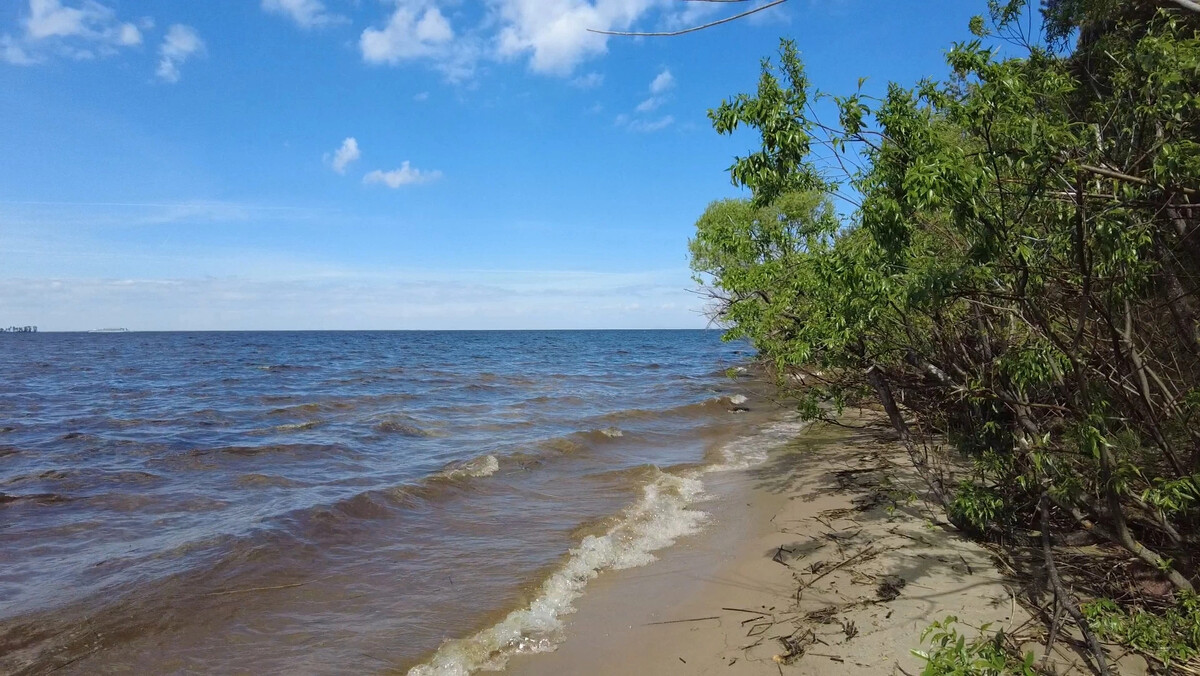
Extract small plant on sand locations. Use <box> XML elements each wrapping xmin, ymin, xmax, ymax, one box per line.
<box><xmin>913</xmin><ymin>617</ymin><xmax>1035</xmax><ymax>676</ymax></box>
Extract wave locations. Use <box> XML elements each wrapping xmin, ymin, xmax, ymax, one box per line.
<box><xmin>252</xmin><ymin>363</ymin><xmax>314</xmax><ymax>372</ymax></box>
<box><xmin>432</xmin><ymin>455</ymin><xmax>500</xmax><ymax>481</ymax></box>
<box><xmin>535</xmin><ymin>427</ymin><xmax>628</xmax><ymax>456</ymax></box>
<box><xmin>594</xmin><ymin>394</ymin><xmax>753</xmax><ymax>425</ymax></box>
<box><xmin>407</xmin><ymin>468</ymin><xmax>707</xmax><ymax>676</ymax></box>
<box><xmin>0</xmin><ymin>492</ymin><xmax>72</xmax><ymax>506</ymax></box>
<box><xmin>270</xmin><ymin>421</ymin><xmax>322</xmax><ymax>433</ymax></box>
<box><xmin>266</xmin><ymin>393</ymin><xmax>417</xmax><ymax>417</ymax></box>
<box><xmin>405</xmin><ymin>417</ymin><xmax>806</xmax><ymax>676</ymax></box>
<box><xmin>235</xmin><ymin>473</ymin><xmax>306</xmax><ymax>488</ymax></box>
<box><xmin>182</xmin><ymin>443</ymin><xmax>354</xmax><ymax>460</ymax></box>
<box><xmin>374</xmin><ymin>416</ymin><xmax>437</xmax><ymax>437</ymax></box>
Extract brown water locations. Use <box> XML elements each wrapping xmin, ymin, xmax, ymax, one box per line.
<box><xmin>0</xmin><ymin>330</ymin><xmax>787</xmax><ymax>674</ymax></box>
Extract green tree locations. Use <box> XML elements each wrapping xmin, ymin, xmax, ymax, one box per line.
<box><xmin>693</xmin><ymin>1</ymin><xmax>1200</xmax><ymax>669</ymax></box>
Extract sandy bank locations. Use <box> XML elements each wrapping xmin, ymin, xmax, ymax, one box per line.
<box><xmin>506</xmin><ymin>412</ymin><xmax>1036</xmax><ymax>675</ymax></box>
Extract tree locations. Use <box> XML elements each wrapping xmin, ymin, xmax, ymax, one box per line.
<box><xmin>693</xmin><ymin>1</ymin><xmax>1200</xmax><ymax>669</ymax></box>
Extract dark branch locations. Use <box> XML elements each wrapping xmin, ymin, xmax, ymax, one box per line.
<box><xmin>588</xmin><ymin>0</ymin><xmax>789</xmax><ymax>37</ymax></box>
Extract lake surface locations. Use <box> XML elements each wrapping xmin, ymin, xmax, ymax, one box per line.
<box><xmin>0</xmin><ymin>330</ymin><xmax>788</xmax><ymax>674</ymax></box>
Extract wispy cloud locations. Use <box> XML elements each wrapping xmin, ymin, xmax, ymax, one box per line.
<box><xmin>363</xmin><ymin>162</ymin><xmax>442</xmax><ymax>188</ymax></box>
<box><xmin>616</xmin><ymin>67</ymin><xmax>676</xmax><ymax>132</ymax></box>
<box><xmin>0</xmin><ymin>199</ymin><xmax>324</xmax><ymax>228</ymax></box>
<box><xmin>261</xmin><ymin>0</ymin><xmax>346</xmax><ymax>29</ymax></box>
<box><xmin>649</xmin><ymin>68</ymin><xmax>674</xmax><ymax>94</ymax></box>
<box><xmin>616</xmin><ymin>114</ymin><xmax>675</xmax><ymax>133</ymax></box>
<box><xmin>326</xmin><ymin>137</ymin><xmax>361</xmax><ymax>174</ymax></box>
<box><xmin>1</xmin><ymin>0</ymin><xmax>143</xmax><ymax>65</ymax></box>
<box><xmin>156</xmin><ymin>24</ymin><xmax>204</xmax><ymax>83</ymax></box>
<box><xmin>569</xmin><ymin>71</ymin><xmax>604</xmax><ymax>89</ymax></box>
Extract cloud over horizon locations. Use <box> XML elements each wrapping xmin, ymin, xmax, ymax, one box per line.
<box><xmin>0</xmin><ymin>268</ymin><xmax>705</xmax><ymax>331</ymax></box>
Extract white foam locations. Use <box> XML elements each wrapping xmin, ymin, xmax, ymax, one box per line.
<box><xmin>407</xmin><ymin>470</ymin><xmax>707</xmax><ymax>676</ymax></box>
<box><xmin>727</xmin><ymin>394</ymin><xmax>748</xmax><ymax>405</ymax></box>
<box><xmin>438</xmin><ymin>455</ymin><xmax>500</xmax><ymax>480</ymax></box>
<box><xmin>597</xmin><ymin>427</ymin><xmax>623</xmax><ymax>438</ymax></box>
<box><xmin>708</xmin><ymin>419</ymin><xmax>808</xmax><ymax>472</ymax></box>
<box><xmin>407</xmin><ymin>418</ymin><xmax>806</xmax><ymax>676</ymax></box>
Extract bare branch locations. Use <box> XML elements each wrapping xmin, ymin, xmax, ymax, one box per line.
<box><xmin>589</xmin><ymin>0</ymin><xmax>789</xmax><ymax>37</ymax></box>
<box><xmin>1166</xmin><ymin>0</ymin><xmax>1200</xmax><ymax>13</ymax></box>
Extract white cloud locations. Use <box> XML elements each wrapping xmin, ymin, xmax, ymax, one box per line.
<box><xmin>361</xmin><ymin>6</ymin><xmax>453</xmax><ymax>64</ymax></box>
<box><xmin>359</xmin><ymin>4</ymin><xmax>481</xmax><ymax>82</ymax></box>
<box><xmin>328</xmin><ymin>137</ymin><xmax>361</xmax><ymax>174</ymax></box>
<box><xmin>262</xmin><ymin>0</ymin><xmax>345</xmax><ymax>29</ymax></box>
<box><xmin>3</xmin><ymin>0</ymin><xmax>142</xmax><ymax>65</ymax></box>
<box><xmin>569</xmin><ymin>71</ymin><xmax>604</xmax><ymax>89</ymax></box>
<box><xmin>353</xmin><ymin>1</ymin><xmax>774</xmax><ymax>82</ymax></box>
<box><xmin>156</xmin><ymin>24</ymin><xmax>204</xmax><ymax>83</ymax></box>
<box><xmin>25</xmin><ymin>0</ymin><xmax>105</xmax><ymax>40</ymax></box>
<box><xmin>364</xmin><ymin>162</ymin><xmax>442</xmax><ymax>188</ymax></box>
<box><xmin>117</xmin><ymin>22</ymin><xmax>140</xmax><ymax>45</ymax></box>
<box><xmin>493</xmin><ymin>0</ymin><xmax>633</xmax><ymax>76</ymax></box>
<box><xmin>649</xmin><ymin>67</ymin><xmax>674</xmax><ymax>94</ymax></box>
<box><xmin>413</xmin><ymin>91</ymin><xmax>430</xmax><ymax>102</ymax></box>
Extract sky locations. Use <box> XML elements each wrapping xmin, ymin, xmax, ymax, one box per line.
<box><xmin>0</xmin><ymin>0</ymin><xmax>989</xmax><ymax>331</ymax></box>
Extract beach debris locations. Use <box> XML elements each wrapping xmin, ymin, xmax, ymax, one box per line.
<box><xmin>876</xmin><ymin>575</ymin><xmax>907</xmax><ymax>601</ymax></box>
<box><xmin>644</xmin><ymin>615</ymin><xmax>720</xmax><ymax>626</ymax></box>
<box><xmin>203</xmin><ymin>581</ymin><xmax>307</xmax><ymax>597</ymax></box>
<box><xmin>804</xmin><ymin>606</ymin><xmax>839</xmax><ymax>624</ymax></box>
<box><xmin>841</xmin><ymin>619</ymin><xmax>858</xmax><ymax>641</ymax></box>
<box><xmin>771</xmin><ymin>544</ymin><xmax>795</xmax><ymax>566</ymax></box>
<box><xmin>775</xmin><ymin>627</ymin><xmax>816</xmax><ymax>664</ymax></box>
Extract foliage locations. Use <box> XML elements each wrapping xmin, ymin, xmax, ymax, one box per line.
<box><xmin>692</xmin><ymin>0</ymin><xmax>1200</xmax><ymax>615</ymax></box>
<box><xmin>913</xmin><ymin>617</ymin><xmax>1035</xmax><ymax>675</ymax></box>
<box><xmin>1083</xmin><ymin>594</ymin><xmax>1200</xmax><ymax>667</ymax></box>
<box><xmin>950</xmin><ymin>483</ymin><xmax>1008</xmax><ymax>533</ymax></box>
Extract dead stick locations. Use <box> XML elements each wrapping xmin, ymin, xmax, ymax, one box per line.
<box><xmin>204</xmin><ymin>581</ymin><xmax>306</xmax><ymax>596</ymax></box>
<box><xmin>798</xmin><ymin>546</ymin><xmax>877</xmax><ymax>591</ymax></box>
<box><xmin>723</xmin><ymin>606</ymin><xmax>768</xmax><ymax>615</ymax></box>
<box><xmin>645</xmin><ymin>616</ymin><xmax>720</xmax><ymax>626</ymax></box>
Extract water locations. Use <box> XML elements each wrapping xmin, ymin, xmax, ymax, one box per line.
<box><xmin>0</xmin><ymin>330</ymin><xmax>787</xmax><ymax>674</ymax></box>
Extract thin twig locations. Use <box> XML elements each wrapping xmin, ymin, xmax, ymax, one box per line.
<box><xmin>645</xmin><ymin>615</ymin><xmax>721</xmax><ymax>626</ymax></box>
<box><xmin>589</xmin><ymin>0</ymin><xmax>789</xmax><ymax>37</ymax></box>
<box><xmin>203</xmin><ymin>581</ymin><xmax>306</xmax><ymax>596</ymax></box>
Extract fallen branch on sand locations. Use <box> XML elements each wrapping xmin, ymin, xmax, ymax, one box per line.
<box><xmin>203</xmin><ymin>581</ymin><xmax>307</xmax><ymax>596</ymax></box>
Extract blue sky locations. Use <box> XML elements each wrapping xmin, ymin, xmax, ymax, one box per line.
<box><xmin>0</xmin><ymin>0</ymin><xmax>987</xmax><ymax>330</ymax></box>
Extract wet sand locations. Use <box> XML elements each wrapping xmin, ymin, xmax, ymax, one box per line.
<box><xmin>507</xmin><ymin>411</ymin><xmax>1030</xmax><ymax>675</ymax></box>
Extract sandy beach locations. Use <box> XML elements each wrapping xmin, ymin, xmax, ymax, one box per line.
<box><xmin>507</xmin><ymin>412</ymin><xmax>1038</xmax><ymax>675</ymax></box>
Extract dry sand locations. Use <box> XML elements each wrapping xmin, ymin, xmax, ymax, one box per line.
<box><xmin>506</xmin><ymin>412</ymin><xmax>1036</xmax><ymax>675</ymax></box>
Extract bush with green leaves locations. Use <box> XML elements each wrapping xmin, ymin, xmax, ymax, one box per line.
<box><xmin>692</xmin><ymin>0</ymin><xmax>1200</xmax><ymax>611</ymax></box>
<box><xmin>1083</xmin><ymin>594</ymin><xmax>1200</xmax><ymax>668</ymax></box>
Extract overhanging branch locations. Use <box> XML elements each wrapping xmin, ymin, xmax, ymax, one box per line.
<box><xmin>588</xmin><ymin>0</ymin><xmax>790</xmax><ymax>37</ymax></box>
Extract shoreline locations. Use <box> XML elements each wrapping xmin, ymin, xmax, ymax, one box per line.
<box><xmin>505</xmin><ymin>411</ymin><xmax>1039</xmax><ymax>675</ymax></box>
